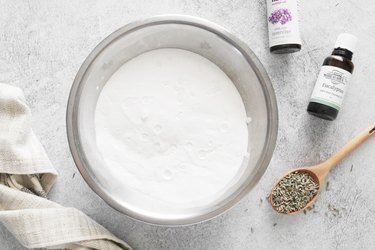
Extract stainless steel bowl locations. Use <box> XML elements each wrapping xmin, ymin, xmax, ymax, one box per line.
<box><xmin>67</xmin><ymin>15</ymin><xmax>278</xmax><ymax>225</ymax></box>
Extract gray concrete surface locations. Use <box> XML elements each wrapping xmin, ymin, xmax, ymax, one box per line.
<box><xmin>1</xmin><ymin>0</ymin><xmax>375</xmax><ymax>249</ymax></box>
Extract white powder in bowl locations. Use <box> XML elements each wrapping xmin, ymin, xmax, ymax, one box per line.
<box><xmin>95</xmin><ymin>48</ymin><xmax>249</xmax><ymax>212</ymax></box>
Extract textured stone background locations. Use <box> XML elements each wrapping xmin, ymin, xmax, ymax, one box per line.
<box><xmin>1</xmin><ymin>0</ymin><xmax>375</xmax><ymax>249</ymax></box>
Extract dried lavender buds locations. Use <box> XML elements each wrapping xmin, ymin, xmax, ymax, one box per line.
<box><xmin>271</xmin><ymin>171</ymin><xmax>319</xmax><ymax>214</ymax></box>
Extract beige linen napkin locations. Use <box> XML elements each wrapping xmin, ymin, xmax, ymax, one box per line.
<box><xmin>0</xmin><ymin>83</ymin><xmax>132</xmax><ymax>250</ymax></box>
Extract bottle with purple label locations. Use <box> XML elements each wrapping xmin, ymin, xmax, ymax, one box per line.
<box><xmin>266</xmin><ymin>0</ymin><xmax>302</xmax><ymax>54</ymax></box>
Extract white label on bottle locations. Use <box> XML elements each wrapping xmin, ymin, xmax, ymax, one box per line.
<box><xmin>267</xmin><ymin>0</ymin><xmax>301</xmax><ymax>47</ymax></box>
<box><xmin>310</xmin><ymin>66</ymin><xmax>352</xmax><ymax>110</ymax></box>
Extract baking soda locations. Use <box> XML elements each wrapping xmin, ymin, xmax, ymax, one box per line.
<box><xmin>95</xmin><ymin>49</ymin><xmax>249</xmax><ymax>212</ymax></box>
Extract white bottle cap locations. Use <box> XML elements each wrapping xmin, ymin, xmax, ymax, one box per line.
<box><xmin>334</xmin><ymin>33</ymin><xmax>358</xmax><ymax>54</ymax></box>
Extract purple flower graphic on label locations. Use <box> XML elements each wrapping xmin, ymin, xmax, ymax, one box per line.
<box><xmin>268</xmin><ymin>8</ymin><xmax>292</xmax><ymax>25</ymax></box>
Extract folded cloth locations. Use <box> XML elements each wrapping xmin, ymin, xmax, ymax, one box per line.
<box><xmin>0</xmin><ymin>83</ymin><xmax>132</xmax><ymax>250</ymax></box>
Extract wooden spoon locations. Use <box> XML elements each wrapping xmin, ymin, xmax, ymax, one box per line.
<box><xmin>270</xmin><ymin>122</ymin><xmax>375</xmax><ymax>215</ymax></box>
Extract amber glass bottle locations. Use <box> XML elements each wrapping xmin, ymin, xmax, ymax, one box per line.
<box><xmin>307</xmin><ymin>34</ymin><xmax>357</xmax><ymax>121</ymax></box>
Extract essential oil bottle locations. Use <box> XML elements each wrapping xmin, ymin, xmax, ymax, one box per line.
<box><xmin>307</xmin><ymin>33</ymin><xmax>358</xmax><ymax>121</ymax></box>
<box><xmin>266</xmin><ymin>0</ymin><xmax>302</xmax><ymax>54</ymax></box>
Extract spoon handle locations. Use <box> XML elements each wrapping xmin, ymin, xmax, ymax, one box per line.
<box><xmin>324</xmin><ymin>122</ymin><xmax>375</xmax><ymax>169</ymax></box>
